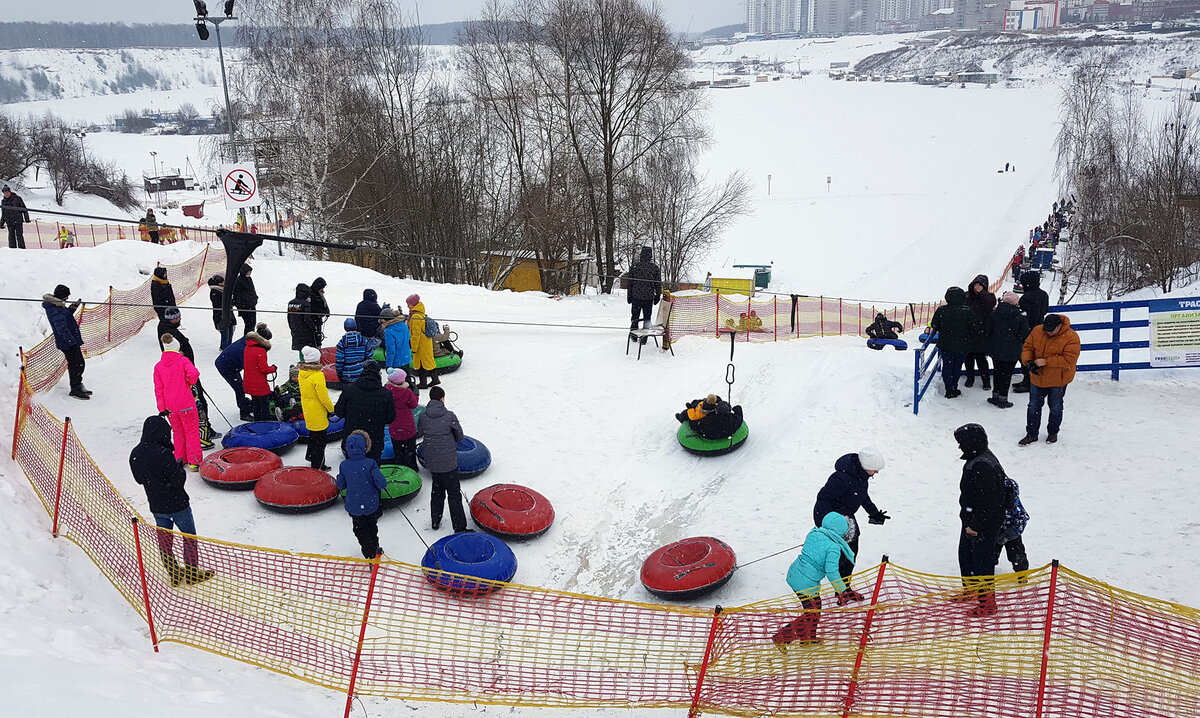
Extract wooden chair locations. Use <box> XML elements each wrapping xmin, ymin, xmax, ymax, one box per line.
<box><xmin>627</xmin><ymin>299</ymin><xmax>674</xmax><ymax>360</ymax></box>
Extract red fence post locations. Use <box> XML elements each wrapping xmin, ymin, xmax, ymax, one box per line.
<box><xmin>12</xmin><ymin>363</ymin><xmax>26</xmax><ymax>460</ymax></box>
<box><xmin>107</xmin><ymin>286</ymin><xmax>114</xmax><ymax>344</ymax></box>
<box><xmin>841</xmin><ymin>557</ymin><xmax>890</xmax><ymax>718</ymax></box>
<box><xmin>839</xmin><ymin>300</ymin><xmax>843</xmax><ymax>334</ymax></box>
<box><xmin>819</xmin><ymin>296</ymin><xmax>824</xmax><ymax>336</ymax></box>
<box><xmin>35</xmin><ymin>220</ymin><xmax>42</xmax><ymax>248</ymax></box>
<box><xmin>687</xmin><ymin>605</ymin><xmax>724</xmax><ymax>718</ymax></box>
<box><xmin>130</xmin><ymin>518</ymin><xmax>160</xmax><ymax>653</ymax></box>
<box><xmin>1034</xmin><ymin>560</ymin><xmax>1061</xmax><ymax>718</ymax></box>
<box><xmin>344</xmin><ymin>553</ymin><xmax>384</xmax><ymax>718</ymax></box>
<box><xmin>51</xmin><ymin>417</ymin><xmax>71</xmax><ymax>537</ymax></box>
<box><xmin>197</xmin><ymin>245</ymin><xmax>210</xmax><ymax>288</ymax></box>
<box><xmin>746</xmin><ymin>296</ymin><xmax>751</xmax><ymax>342</ymax></box>
<box><xmin>714</xmin><ymin>294</ymin><xmax>720</xmax><ymax>338</ymax></box>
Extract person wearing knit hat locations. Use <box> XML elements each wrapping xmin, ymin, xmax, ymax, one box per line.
<box><xmin>153</xmin><ymin>330</ymin><xmax>203</xmax><ymax>470</ymax></box>
<box><xmin>151</xmin><ymin>265</ymin><xmax>176</xmax><ymax>322</ymax></box>
<box><xmin>271</xmin><ymin>365</ymin><xmax>304</xmax><ymax>422</ymax></box>
<box><xmin>406</xmin><ymin>295</ymin><xmax>439</xmax><ymax>389</ymax></box>
<box><xmin>384</xmin><ymin>368</ymin><xmax>420</xmax><ymax>471</ymax></box>
<box><xmin>382</xmin><ymin>304</ymin><xmax>413</xmax><ymax>382</ymax></box>
<box><xmin>985</xmin><ymin>290</ymin><xmax>1031</xmax><ymax>409</ymax></box>
<box><xmin>297</xmin><ymin>346</ymin><xmax>335</xmax><ymax>470</ymax></box>
<box><xmin>42</xmin><ymin>285</ymin><xmax>88</xmax><ymax>398</ymax></box>
<box><xmin>811</xmin><ymin>448</ymin><xmax>890</xmax><ymax>597</ymax></box>
<box><xmin>405</xmin><ymin>294</ymin><xmax>420</xmax><ymax>309</ymax></box>
<box><xmin>156</xmin><ymin>304</ymin><xmax>195</xmax><ymax>362</ymax></box>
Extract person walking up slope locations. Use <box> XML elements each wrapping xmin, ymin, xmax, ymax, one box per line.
<box><xmin>1013</xmin><ymin>271</ymin><xmax>1050</xmax><ymax>394</ymax></box>
<box><xmin>129</xmin><ymin>415</ymin><xmax>213</xmax><ymax>586</ymax></box>
<box><xmin>42</xmin><ymin>284</ymin><xmax>90</xmax><ymax>399</ymax></box>
<box><xmin>953</xmin><ymin>423</ymin><xmax>1008</xmax><ymax>617</ymax></box>
<box><xmin>418</xmin><ymin>386</ymin><xmax>469</xmax><ymax>532</ymax></box>
<box><xmin>150</xmin><ymin>266</ymin><xmax>176</xmax><ymax>321</ymax></box>
<box><xmin>772</xmin><ymin>512</ymin><xmax>861</xmax><ymax>652</ymax></box>
<box><xmin>812</xmin><ymin>448</ymin><xmax>890</xmax><ymax>590</ymax></box>
<box><xmin>153</xmin><ymin>334</ymin><xmax>203</xmax><ymax>471</ymax></box>
<box><xmin>964</xmin><ymin>275</ymin><xmax>996</xmax><ymax>390</ymax></box>
<box><xmin>337</xmin><ymin>431</ymin><xmax>389</xmax><ymax>559</ymax></box>
<box><xmin>985</xmin><ymin>292</ymin><xmax>1030</xmax><ymax>408</ymax></box>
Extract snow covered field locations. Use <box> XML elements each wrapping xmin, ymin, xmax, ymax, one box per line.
<box><xmin>3</xmin><ymin>41</ymin><xmax>1200</xmax><ymax>718</ymax></box>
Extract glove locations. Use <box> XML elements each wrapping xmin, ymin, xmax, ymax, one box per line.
<box><xmin>1026</xmin><ymin>361</ymin><xmax>1041</xmax><ymax>376</ymax></box>
<box><xmin>836</xmin><ymin>589</ymin><xmax>864</xmax><ymax>606</ymax></box>
<box><xmin>675</xmin><ymin>411</ymin><xmax>688</xmax><ymax>423</ymax></box>
<box><xmin>868</xmin><ymin>511</ymin><xmax>890</xmax><ymax>525</ymax></box>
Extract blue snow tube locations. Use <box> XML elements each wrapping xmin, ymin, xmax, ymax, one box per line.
<box><xmin>421</xmin><ymin>532</ymin><xmax>517</xmax><ymax>596</ymax></box>
<box><xmin>221</xmin><ymin>421</ymin><xmax>299</xmax><ymax>453</ymax></box>
<box><xmin>866</xmin><ymin>338</ymin><xmax>908</xmax><ymax>351</ymax></box>
<box><xmin>417</xmin><ymin>436</ymin><xmax>491</xmax><ymax>478</ymax></box>
<box><xmin>291</xmin><ymin>416</ymin><xmax>346</xmax><ymax>443</ymax></box>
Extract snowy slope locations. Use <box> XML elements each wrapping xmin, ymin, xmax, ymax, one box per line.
<box><xmin>0</xmin><ymin>48</ymin><xmax>221</xmax><ymax>102</ymax></box>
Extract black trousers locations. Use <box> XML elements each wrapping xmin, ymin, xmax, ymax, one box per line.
<box><xmin>305</xmin><ymin>428</ymin><xmax>327</xmax><ymax>469</ymax></box>
<box><xmin>629</xmin><ymin>300</ymin><xmax>653</xmax><ymax>330</ymax></box>
<box><xmin>386</xmin><ymin>436</ymin><xmax>417</xmax><ymax>472</ymax></box>
<box><xmin>958</xmin><ymin>529</ymin><xmax>1000</xmax><ymax>588</ymax></box>
<box><xmin>351</xmin><ymin>508</ymin><xmax>382</xmax><ymax>559</ymax></box>
<box><xmin>148</xmin><ymin>230</ymin><xmax>160</xmax><ymax>244</ymax></box>
<box><xmin>431</xmin><ymin>469</ymin><xmax>467</xmax><ymax>532</ymax></box>
<box><xmin>249</xmin><ymin>394</ymin><xmax>271</xmax><ymax>421</ymax></box>
<box><xmin>7</xmin><ymin>223</ymin><xmax>26</xmax><ymax>249</ymax></box>
<box><xmin>1003</xmin><ymin>536</ymin><xmax>1029</xmax><ymax>573</ymax></box>
<box><xmin>62</xmin><ymin>345</ymin><xmax>85</xmax><ymax>390</ymax></box>
<box><xmin>964</xmin><ymin>353</ymin><xmax>991</xmax><ymax>383</ymax></box>
<box><xmin>239</xmin><ymin>310</ymin><xmax>257</xmax><ymax>335</ymax></box>
<box><xmin>992</xmin><ymin>360</ymin><xmax>1016</xmax><ymax>397</ymax></box>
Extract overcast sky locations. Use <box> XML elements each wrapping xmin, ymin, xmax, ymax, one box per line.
<box><xmin>6</xmin><ymin>1</ymin><xmax>746</xmax><ymax>34</ymax></box>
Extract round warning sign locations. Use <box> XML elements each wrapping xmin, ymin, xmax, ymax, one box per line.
<box><xmin>221</xmin><ymin>163</ymin><xmax>259</xmax><ymax>208</ymax></box>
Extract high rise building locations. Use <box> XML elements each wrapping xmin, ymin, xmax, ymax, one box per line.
<box><xmin>748</xmin><ymin>0</ymin><xmax>800</xmax><ymax>34</ymax></box>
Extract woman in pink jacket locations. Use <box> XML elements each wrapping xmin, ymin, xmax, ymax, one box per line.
<box><xmin>154</xmin><ymin>333</ymin><xmax>203</xmax><ymax>470</ymax></box>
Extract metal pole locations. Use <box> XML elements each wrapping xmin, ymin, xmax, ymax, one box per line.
<box><xmin>131</xmin><ymin>518</ymin><xmax>161</xmax><ymax>652</ymax></box>
<box><xmin>51</xmin><ymin>418</ymin><xmax>71</xmax><ymax>537</ymax></box>
<box><xmin>214</xmin><ymin>21</ymin><xmax>236</xmax><ymax>162</ymax></box>
<box><xmin>686</xmin><ymin>605</ymin><xmax>723</xmax><ymax>718</ymax></box>
<box><xmin>1034</xmin><ymin>560</ymin><xmax>1061</xmax><ymax>718</ymax></box>
<box><xmin>344</xmin><ymin>553</ymin><xmax>384</xmax><ymax>718</ymax></box>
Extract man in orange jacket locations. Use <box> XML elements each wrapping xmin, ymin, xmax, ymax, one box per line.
<box><xmin>1018</xmin><ymin>313</ymin><xmax>1080</xmax><ymax>446</ymax></box>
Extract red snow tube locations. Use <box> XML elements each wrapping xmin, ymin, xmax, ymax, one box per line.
<box><xmin>254</xmin><ymin>467</ymin><xmax>339</xmax><ymax>513</ymax></box>
<box><xmin>322</xmin><ymin>363</ymin><xmax>344</xmax><ymax>390</ymax></box>
<box><xmin>200</xmin><ymin>447</ymin><xmax>283</xmax><ymax>490</ymax></box>
<box><xmin>470</xmin><ymin>483</ymin><xmax>555</xmax><ymax>539</ymax></box>
<box><xmin>320</xmin><ymin>346</ymin><xmax>337</xmax><ymax>365</ymax></box>
<box><xmin>640</xmin><ymin>536</ymin><xmax>737</xmax><ymax>600</ymax></box>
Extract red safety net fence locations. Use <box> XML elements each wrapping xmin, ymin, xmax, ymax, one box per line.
<box><xmin>19</xmin><ymin>217</ymin><xmax>301</xmax><ymax>249</ymax></box>
<box><xmin>667</xmin><ymin>265</ymin><xmax>1015</xmax><ymax>344</ymax></box>
<box><xmin>10</xmin><ymin>247</ymin><xmax>1200</xmax><ymax>715</ymax></box>
<box><xmin>21</xmin><ymin>243</ymin><xmax>225</xmax><ymax>395</ymax></box>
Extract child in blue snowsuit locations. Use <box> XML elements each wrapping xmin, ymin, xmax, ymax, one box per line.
<box><xmin>336</xmin><ymin>431</ymin><xmax>388</xmax><ymax>559</ymax></box>
<box><xmin>773</xmin><ymin>512</ymin><xmax>861</xmax><ymax>651</ymax></box>
<box><xmin>997</xmin><ymin>476</ymin><xmax>1030</xmax><ymax>575</ymax></box>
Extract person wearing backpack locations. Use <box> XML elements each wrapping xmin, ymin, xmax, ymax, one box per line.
<box><xmin>406</xmin><ymin>294</ymin><xmax>439</xmax><ymax>389</ymax></box>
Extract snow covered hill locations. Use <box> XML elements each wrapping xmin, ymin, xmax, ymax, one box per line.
<box><xmin>0</xmin><ymin>48</ymin><xmax>222</xmax><ymax>103</ymax></box>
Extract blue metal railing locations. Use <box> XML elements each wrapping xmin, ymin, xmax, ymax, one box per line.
<box><xmin>912</xmin><ymin>297</ymin><xmax>1199</xmax><ymax>415</ymax></box>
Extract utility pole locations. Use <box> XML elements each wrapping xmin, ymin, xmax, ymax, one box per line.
<box><xmin>193</xmin><ymin>1</ymin><xmax>245</xmax><ymax>226</ymax></box>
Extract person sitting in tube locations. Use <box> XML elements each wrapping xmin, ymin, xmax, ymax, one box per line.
<box><xmin>675</xmin><ymin>393</ymin><xmax>744</xmax><ymax>440</ymax></box>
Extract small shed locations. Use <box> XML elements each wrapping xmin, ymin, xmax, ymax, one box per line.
<box><xmin>480</xmin><ymin>250</ymin><xmax>590</xmax><ymax>294</ymax></box>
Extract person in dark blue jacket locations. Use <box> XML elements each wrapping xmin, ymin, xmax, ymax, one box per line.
<box><xmin>336</xmin><ymin>430</ymin><xmax>388</xmax><ymax>558</ymax></box>
<box><xmin>42</xmin><ymin>284</ymin><xmax>89</xmax><ymax>399</ymax></box>
<box><xmin>355</xmin><ymin>288</ymin><xmax>383</xmax><ymax>339</ymax></box>
<box><xmin>812</xmin><ymin>449</ymin><xmax>889</xmax><ymax>585</ymax></box>
<box><xmin>214</xmin><ymin>322</ymin><xmax>270</xmax><ymax>420</ymax></box>
<box><xmin>336</xmin><ymin>318</ymin><xmax>372</xmax><ymax>383</ymax></box>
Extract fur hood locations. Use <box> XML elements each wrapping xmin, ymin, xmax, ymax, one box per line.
<box><xmin>297</xmin><ymin>361</ymin><xmax>323</xmax><ymax>372</ymax></box>
<box><xmin>246</xmin><ymin>331</ymin><xmax>272</xmax><ymax>350</ymax></box>
<box><xmin>42</xmin><ymin>293</ymin><xmax>66</xmax><ymax>306</ymax></box>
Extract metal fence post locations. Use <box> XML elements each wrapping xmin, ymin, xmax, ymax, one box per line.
<box><xmin>1111</xmin><ymin>305</ymin><xmax>1121</xmax><ymax>381</ymax></box>
<box><xmin>842</xmin><ymin>557</ymin><xmax>890</xmax><ymax>718</ymax></box>
<box><xmin>1034</xmin><ymin>560</ymin><xmax>1061</xmax><ymax>718</ymax></box>
<box><xmin>130</xmin><ymin>518</ymin><xmax>160</xmax><ymax>652</ymax></box>
<box><xmin>687</xmin><ymin>605</ymin><xmax>724</xmax><ymax>718</ymax></box>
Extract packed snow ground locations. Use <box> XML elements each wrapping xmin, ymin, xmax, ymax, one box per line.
<box><xmin>3</xmin><ymin>64</ymin><xmax>1200</xmax><ymax>717</ymax></box>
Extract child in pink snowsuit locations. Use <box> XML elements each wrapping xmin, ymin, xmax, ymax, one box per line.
<box><xmin>153</xmin><ymin>333</ymin><xmax>203</xmax><ymax>468</ymax></box>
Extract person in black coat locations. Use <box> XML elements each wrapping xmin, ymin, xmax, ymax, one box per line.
<box><xmin>626</xmin><ymin>246</ymin><xmax>662</xmax><ymax>341</ymax></box>
<box><xmin>333</xmin><ymin>362</ymin><xmax>396</xmax><ymax>462</ymax></box>
<box><xmin>964</xmin><ymin>274</ymin><xmax>995</xmax><ymax>390</ymax></box>
<box><xmin>129</xmin><ymin>415</ymin><xmax>213</xmax><ymax>586</ymax></box>
<box><xmin>985</xmin><ymin>293</ymin><xmax>1030</xmax><ymax>408</ymax></box>
<box><xmin>42</xmin><ymin>284</ymin><xmax>89</xmax><ymax>399</ymax></box>
<box><xmin>208</xmin><ymin>274</ymin><xmax>234</xmax><ymax>349</ymax></box>
<box><xmin>812</xmin><ymin>449</ymin><xmax>889</xmax><ymax>586</ymax></box>
<box><xmin>674</xmin><ymin>394</ymin><xmax>744</xmax><ymax>440</ymax></box>
<box><xmin>1014</xmin><ymin>271</ymin><xmax>1050</xmax><ymax>393</ymax></box>
<box><xmin>354</xmin><ymin>288</ymin><xmax>383</xmax><ymax>339</ymax></box>
<box><xmin>156</xmin><ymin>306</ymin><xmax>194</xmax><ymax>361</ymax></box>
<box><xmin>288</xmin><ymin>283</ymin><xmax>319</xmax><ymax>357</ymax></box>
<box><xmin>310</xmin><ymin>276</ymin><xmax>330</xmax><ymax>345</ymax></box>
<box><xmin>150</xmin><ymin>266</ymin><xmax>176</xmax><ymax>322</ymax></box>
<box><xmin>1</xmin><ymin>184</ymin><xmax>30</xmax><ymax>248</ymax></box>
<box><xmin>928</xmin><ymin>286</ymin><xmax>977</xmax><ymax>398</ymax></box>
<box><xmin>953</xmin><ymin>423</ymin><xmax>1007</xmax><ymax>616</ymax></box>
<box><xmin>232</xmin><ymin>264</ymin><xmax>258</xmax><ymax>335</ymax></box>
<box><xmin>866</xmin><ymin>312</ymin><xmax>904</xmax><ymax>343</ymax></box>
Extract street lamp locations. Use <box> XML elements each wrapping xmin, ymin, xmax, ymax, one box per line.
<box><xmin>193</xmin><ymin>1</ymin><xmax>238</xmax><ymax>164</ymax></box>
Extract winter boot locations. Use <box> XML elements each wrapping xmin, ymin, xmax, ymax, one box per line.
<box><xmin>427</xmin><ymin>369</ymin><xmax>441</xmax><ymax>387</ymax></box>
<box><xmin>159</xmin><ymin>551</ymin><xmax>186</xmax><ymax>587</ymax></box>
<box><xmin>968</xmin><ymin>591</ymin><xmax>998</xmax><ymax>617</ymax></box>
<box><xmin>964</xmin><ymin>373</ymin><xmax>975</xmax><ymax>388</ymax></box>
<box><xmin>68</xmin><ymin>387</ymin><xmax>91</xmax><ymax>400</ymax></box>
<box><xmin>1018</xmin><ymin>435</ymin><xmax>1038</xmax><ymax>446</ymax></box>
<box><xmin>981</xmin><ymin>377</ymin><xmax>991</xmax><ymax>390</ymax></box>
<box><xmin>78</xmin><ymin>385</ymin><xmax>93</xmax><ymax>396</ymax></box>
<box><xmin>416</xmin><ymin>370</ymin><xmax>430</xmax><ymax>390</ymax></box>
<box><xmin>1046</xmin><ymin>434</ymin><xmax>1058</xmax><ymax>444</ymax></box>
<box><xmin>183</xmin><ymin>565</ymin><xmax>215</xmax><ymax>586</ymax></box>
<box><xmin>431</xmin><ymin>517</ymin><xmax>441</xmax><ymax>531</ymax></box>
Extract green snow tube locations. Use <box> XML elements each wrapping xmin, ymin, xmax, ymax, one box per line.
<box><xmin>435</xmin><ymin>352</ymin><xmax>463</xmax><ymax>374</ymax></box>
<box><xmin>372</xmin><ymin>347</ymin><xmax>386</xmax><ymax>362</ymax></box>
<box><xmin>677</xmin><ymin>421</ymin><xmax>749</xmax><ymax>457</ymax></box>
<box><xmin>341</xmin><ymin>464</ymin><xmax>422</xmax><ymax>508</ymax></box>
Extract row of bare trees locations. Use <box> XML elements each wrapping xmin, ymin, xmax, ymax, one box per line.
<box><xmin>0</xmin><ymin>113</ymin><xmax>138</xmax><ymax>209</ymax></box>
<box><xmin>1055</xmin><ymin>61</ymin><xmax>1200</xmax><ymax>299</ymax></box>
<box><xmin>233</xmin><ymin>0</ymin><xmax>748</xmax><ymax>293</ymax></box>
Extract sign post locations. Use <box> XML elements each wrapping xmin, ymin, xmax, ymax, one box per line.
<box><xmin>1149</xmin><ymin>298</ymin><xmax>1200</xmax><ymax>368</ymax></box>
<box><xmin>220</xmin><ymin>163</ymin><xmax>259</xmax><ymax>212</ymax></box>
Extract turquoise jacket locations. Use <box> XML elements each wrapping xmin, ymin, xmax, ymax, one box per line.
<box><xmin>383</xmin><ymin>318</ymin><xmax>412</xmax><ymax>369</ymax></box>
<box><xmin>786</xmin><ymin>512</ymin><xmax>855</xmax><ymax>598</ymax></box>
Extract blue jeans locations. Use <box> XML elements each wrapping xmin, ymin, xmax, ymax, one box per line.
<box><xmin>218</xmin><ymin>323</ymin><xmax>235</xmax><ymax>350</ymax></box>
<box><xmin>940</xmin><ymin>350</ymin><xmax>966</xmax><ymax>392</ymax></box>
<box><xmin>1026</xmin><ymin>384</ymin><xmax>1067</xmax><ymax>438</ymax></box>
<box><xmin>154</xmin><ymin>507</ymin><xmax>199</xmax><ymax>567</ymax></box>
<box><xmin>217</xmin><ymin>364</ymin><xmax>250</xmax><ymax>415</ymax></box>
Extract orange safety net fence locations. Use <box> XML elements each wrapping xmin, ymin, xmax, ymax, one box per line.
<box><xmin>21</xmin><ymin>243</ymin><xmax>225</xmax><ymax>395</ymax></box>
<box><xmin>667</xmin><ymin>264</ymin><xmax>1015</xmax><ymax>344</ymax></box>
<box><xmin>11</xmin><ymin>248</ymin><xmax>1200</xmax><ymax>715</ymax></box>
<box><xmin>19</xmin><ymin>217</ymin><xmax>301</xmax><ymax>249</ymax></box>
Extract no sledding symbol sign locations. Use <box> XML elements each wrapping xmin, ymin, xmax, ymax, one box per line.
<box><xmin>221</xmin><ymin>163</ymin><xmax>259</xmax><ymax>209</ymax></box>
